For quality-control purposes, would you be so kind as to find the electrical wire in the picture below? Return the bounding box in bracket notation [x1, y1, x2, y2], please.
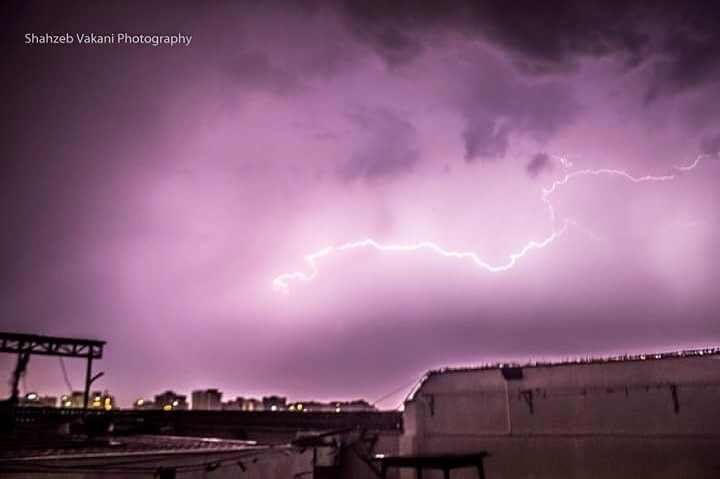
[371, 376, 422, 409]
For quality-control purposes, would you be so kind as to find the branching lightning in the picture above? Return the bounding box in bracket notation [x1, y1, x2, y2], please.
[273, 152, 718, 293]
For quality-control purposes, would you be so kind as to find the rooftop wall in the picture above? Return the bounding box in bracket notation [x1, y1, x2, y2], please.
[401, 353, 720, 478]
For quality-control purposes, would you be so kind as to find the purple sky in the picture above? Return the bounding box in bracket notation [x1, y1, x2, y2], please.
[2, 1, 720, 408]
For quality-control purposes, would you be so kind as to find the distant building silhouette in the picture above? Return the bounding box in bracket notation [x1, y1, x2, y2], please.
[20, 392, 57, 408]
[287, 399, 376, 413]
[191, 389, 223, 410]
[153, 390, 188, 410]
[133, 398, 156, 410]
[262, 395, 287, 411]
[222, 396, 262, 411]
[60, 391, 85, 408]
[60, 391, 113, 410]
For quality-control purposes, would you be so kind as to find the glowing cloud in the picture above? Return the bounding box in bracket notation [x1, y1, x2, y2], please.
[273, 152, 717, 294]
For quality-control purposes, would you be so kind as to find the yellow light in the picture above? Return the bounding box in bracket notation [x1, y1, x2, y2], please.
[163, 404, 172, 411]
[26, 393, 38, 400]
[172, 400, 179, 407]
[297, 403, 303, 411]
[136, 399, 144, 406]
[64, 400, 72, 407]
[289, 404, 296, 411]
[105, 404, 112, 411]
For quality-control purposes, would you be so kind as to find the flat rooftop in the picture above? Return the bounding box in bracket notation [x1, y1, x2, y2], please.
[428, 346, 720, 375]
[0, 434, 265, 460]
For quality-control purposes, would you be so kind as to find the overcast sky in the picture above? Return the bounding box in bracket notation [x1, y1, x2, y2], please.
[2, 1, 720, 408]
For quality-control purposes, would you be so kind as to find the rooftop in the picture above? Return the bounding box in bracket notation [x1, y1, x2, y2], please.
[407, 346, 720, 400]
[0, 434, 264, 461]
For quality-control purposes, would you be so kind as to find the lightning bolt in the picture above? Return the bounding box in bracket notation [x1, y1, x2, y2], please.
[273, 152, 718, 293]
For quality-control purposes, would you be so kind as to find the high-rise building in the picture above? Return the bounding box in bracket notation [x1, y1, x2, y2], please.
[334, 399, 376, 412]
[222, 396, 262, 411]
[154, 390, 188, 410]
[21, 392, 58, 408]
[243, 398, 262, 411]
[59, 390, 113, 409]
[262, 395, 287, 411]
[286, 399, 377, 412]
[191, 389, 223, 410]
[133, 398, 156, 410]
[89, 391, 115, 411]
[60, 391, 85, 408]
[221, 397, 241, 411]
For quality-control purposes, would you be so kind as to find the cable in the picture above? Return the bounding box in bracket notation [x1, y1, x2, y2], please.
[371, 376, 422, 408]
[58, 357, 74, 393]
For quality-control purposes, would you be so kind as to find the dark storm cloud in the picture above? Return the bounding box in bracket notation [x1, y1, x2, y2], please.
[226, 51, 303, 95]
[462, 115, 510, 161]
[338, 0, 648, 71]
[346, 24, 424, 68]
[221, 24, 363, 93]
[340, 108, 419, 181]
[459, 55, 579, 162]
[643, 2, 720, 104]
[3, 0, 720, 408]
[526, 153, 554, 179]
[338, 1, 720, 102]
[700, 132, 720, 155]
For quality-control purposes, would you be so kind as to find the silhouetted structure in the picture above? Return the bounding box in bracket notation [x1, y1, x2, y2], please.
[222, 396, 262, 411]
[154, 391, 189, 410]
[400, 347, 720, 478]
[0, 332, 105, 416]
[287, 399, 377, 412]
[192, 389, 223, 410]
[19, 393, 57, 408]
[262, 395, 287, 411]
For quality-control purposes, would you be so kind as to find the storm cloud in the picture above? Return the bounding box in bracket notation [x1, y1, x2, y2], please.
[526, 153, 554, 179]
[340, 108, 420, 181]
[339, 1, 720, 99]
[1, 1, 720, 408]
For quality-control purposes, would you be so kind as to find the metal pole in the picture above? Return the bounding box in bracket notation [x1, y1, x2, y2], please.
[504, 379, 512, 435]
[83, 354, 93, 412]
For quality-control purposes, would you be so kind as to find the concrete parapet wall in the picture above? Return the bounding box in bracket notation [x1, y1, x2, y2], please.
[401, 354, 720, 477]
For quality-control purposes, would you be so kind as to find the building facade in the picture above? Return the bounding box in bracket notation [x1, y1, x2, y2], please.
[192, 389, 223, 410]
[153, 390, 189, 410]
[222, 396, 263, 411]
[399, 348, 720, 478]
[287, 399, 377, 413]
[20, 393, 57, 408]
[262, 395, 287, 411]
[58, 391, 113, 410]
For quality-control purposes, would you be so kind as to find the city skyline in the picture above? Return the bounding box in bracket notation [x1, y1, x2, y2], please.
[19, 384, 379, 412]
[2, 1, 720, 410]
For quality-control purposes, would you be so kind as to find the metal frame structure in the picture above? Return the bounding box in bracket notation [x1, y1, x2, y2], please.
[0, 332, 105, 411]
